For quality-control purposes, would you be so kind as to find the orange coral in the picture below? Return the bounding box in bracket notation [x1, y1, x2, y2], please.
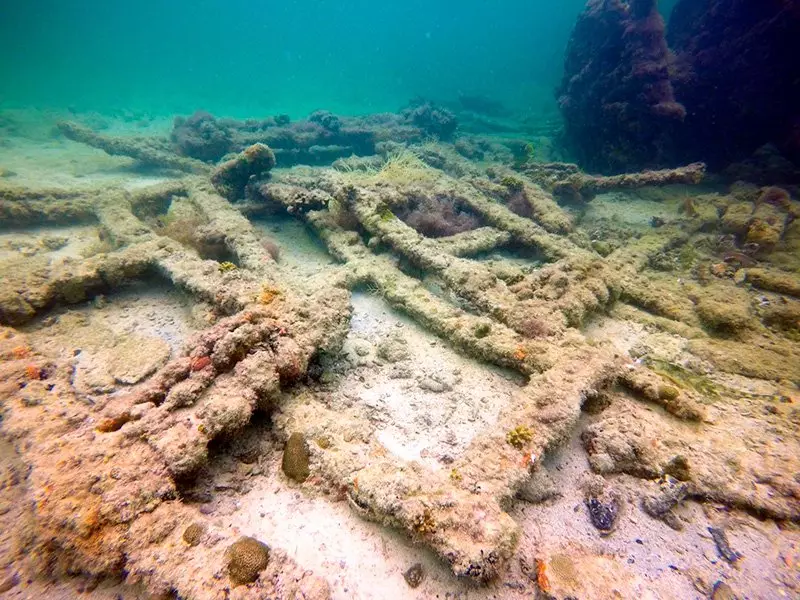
[535, 559, 550, 593]
[96, 411, 132, 433]
[520, 450, 536, 468]
[513, 346, 527, 361]
[190, 355, 212, 372]
[257, 285, 281, 305]
[25, 365, 42, 380]
[11, 345, 31, 359]
[710, 263, 728, 277]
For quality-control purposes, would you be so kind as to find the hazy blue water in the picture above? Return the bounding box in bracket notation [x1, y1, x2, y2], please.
[1, 0, 590, 118]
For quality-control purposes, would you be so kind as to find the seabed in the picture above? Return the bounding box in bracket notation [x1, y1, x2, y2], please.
[0, 107, 798, 600]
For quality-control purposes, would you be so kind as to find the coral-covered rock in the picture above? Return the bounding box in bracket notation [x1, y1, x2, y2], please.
[668, 0, 800, 170]
[171, 111, 233, 162]
[402, 102, 458, 141]
[746, 200, 788, 254]
[720, 201, 753, 235]
[211, 143, 276, 200]
[557, 0, 684, 173]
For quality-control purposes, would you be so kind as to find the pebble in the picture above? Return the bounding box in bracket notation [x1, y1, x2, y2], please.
[711, 581, 739, 600]
[0, 572, 19, 593]
[353, 340, 371, 357]
[418, 377, 450, 393]
[403, 563, 425, 588]
[586, 496, 619, 533]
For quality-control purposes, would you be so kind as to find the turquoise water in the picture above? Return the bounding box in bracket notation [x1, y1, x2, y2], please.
[0, 1, 701, 163]
[1, 0, 592, 118]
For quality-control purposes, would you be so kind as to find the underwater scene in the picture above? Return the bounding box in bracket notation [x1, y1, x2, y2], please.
[0, 0, 799, 598]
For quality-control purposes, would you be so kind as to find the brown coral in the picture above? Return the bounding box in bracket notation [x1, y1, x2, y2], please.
[226, 536, 270, 586]
[282, 432, 311, 483]
[182, 522, 205, 546]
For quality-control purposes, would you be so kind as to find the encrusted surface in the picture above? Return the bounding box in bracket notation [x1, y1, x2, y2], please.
[0, 122, 798, 599]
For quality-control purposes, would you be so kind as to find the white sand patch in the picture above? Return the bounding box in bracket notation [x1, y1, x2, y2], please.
[333, 292, 523, 468]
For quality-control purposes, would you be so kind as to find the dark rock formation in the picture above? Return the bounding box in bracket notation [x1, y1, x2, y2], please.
[170, 110, 421, 167]
[668, 0, 800, 170]
[558, 0, 800, 176]
[308, 110, 342, 133]
[557, 0, 684, 174]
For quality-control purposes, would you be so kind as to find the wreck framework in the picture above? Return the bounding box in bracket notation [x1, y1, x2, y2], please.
[0, 122, 798, 599]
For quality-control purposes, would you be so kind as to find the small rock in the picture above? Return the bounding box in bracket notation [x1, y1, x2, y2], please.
[418, 376, 449, 393]
[708, 527, 741, 564]
[376, 335, 410, 363]
[282, 432, 310, 483]
[642, 475, 689, 530]
[711, 581, 740, 600]
[403, 563, 425, 588]
[517, 468, 559, 504]
[417, 371, 459, 393]
[0, 571, 19, 593]
[586, 496, 619, 533]
[353, 340, 371, 357]
[389, 365, 411, 379]
[663, 455, 692, 481]
[582, 475, 621, 534]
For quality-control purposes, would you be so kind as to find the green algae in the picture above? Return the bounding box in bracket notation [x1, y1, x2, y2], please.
[645, 358, 719, 400]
